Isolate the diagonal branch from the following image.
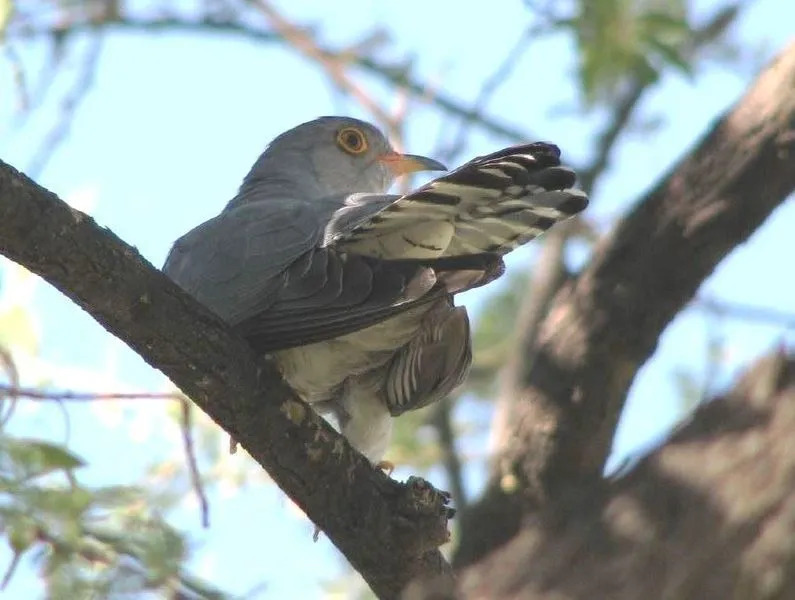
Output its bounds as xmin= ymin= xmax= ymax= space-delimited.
xmin=455 ymin=39 xmax=795 ymax=567
xmin=0 ymin=162 xmax=454 ymax=599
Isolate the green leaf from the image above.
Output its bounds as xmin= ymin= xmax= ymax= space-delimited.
xmin=640 ymin=10 xmax=689 ymax=35
xmin=7 ymin=513 xmax=38 ymax=553
xmin=1 ymin=436 xmax=86 ymax=480
xmin=646 ymin=36 xmax=693 ymax=76
xmin=89 ymin=485 xmax=147 ymax=509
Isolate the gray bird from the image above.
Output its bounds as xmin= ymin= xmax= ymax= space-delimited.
xmin=164 ymin=116 xmax=587 ymax=466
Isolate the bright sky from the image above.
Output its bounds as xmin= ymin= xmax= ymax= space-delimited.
xmin=1 ymin=0 xmax=793 ymax=597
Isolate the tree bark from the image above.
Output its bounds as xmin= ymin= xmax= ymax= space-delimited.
xmin=455 ymin=40 xmax=795 ymax=567
xmin=461 ymin=350 xmax=795 ymax=599
xmin=0 ymin=163 xmax=453 ymax=600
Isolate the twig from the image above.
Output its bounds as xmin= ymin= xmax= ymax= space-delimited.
xmin=179 ymin=395 xmax=210 ymax=528
xmin=436 ymin=26 xmax=536 ymax=163
xmin=9 ymin=13 xmax=530 ymax=142
xmin=430 ymin=396 xmax=468 ymax=515
xmin=251 ymin=1 xmax=398 ymax=131
xmin=1 ymin=42 xmax=30 ymax=112
xmin=0 ymin=345 xmax=20 ymax=427
xmin=0 ymin=544 xmax=21 ymax=590
xmin=26 ymin=30 xmax=103 ymax=179
xmin=0 ymin=385 xmax=182 ymax=401
xmin=578 ymin=82 xmax=646 ymax=194
xmin=695 ymin=296 xmax=795 ymax=329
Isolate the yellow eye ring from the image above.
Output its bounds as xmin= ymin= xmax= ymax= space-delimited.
xmin=336 ymin=127 xmax=368 ymax=155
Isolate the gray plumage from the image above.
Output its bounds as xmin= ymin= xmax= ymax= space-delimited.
xmin=164 ymin=116 xmax=587 ymax=463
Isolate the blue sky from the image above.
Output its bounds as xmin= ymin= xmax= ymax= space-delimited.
xmin=1 ymin=1 xmax=794 ymax=597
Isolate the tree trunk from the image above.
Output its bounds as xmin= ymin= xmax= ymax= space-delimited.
xmin=455 ymin=40 xmax=795 ymax=569
xmin=461 ymin=350 xmax=795 ymax=599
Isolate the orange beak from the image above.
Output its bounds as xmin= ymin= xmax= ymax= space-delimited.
xmin=378 ymin=152 xmax=447 ymax=176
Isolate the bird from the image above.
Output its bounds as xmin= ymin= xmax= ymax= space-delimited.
xmin=164 ymin=116 xmax=587 ymax=467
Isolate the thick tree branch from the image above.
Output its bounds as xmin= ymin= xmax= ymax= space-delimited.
xmin=461 ymin=349 xmax=795 ymax=599
xmin=0 ymin=163 xmax=453 ymax=599
xmin=455 ymin=40 xmax=795 ymax=567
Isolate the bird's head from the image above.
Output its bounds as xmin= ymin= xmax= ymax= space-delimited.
xmin=233 ymin=116 xmax=446 ymax=205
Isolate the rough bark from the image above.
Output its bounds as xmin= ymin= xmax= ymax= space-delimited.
xmin=461 ymin=350 xmax=795 ymax=599
xmin=455 ymin=40 xmax=795 ymax=566
xmin=0 ymin=163 xmax=453 ymax=599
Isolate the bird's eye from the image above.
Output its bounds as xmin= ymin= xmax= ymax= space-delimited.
xmin=336 ymin=127 xmax=368 ymax=155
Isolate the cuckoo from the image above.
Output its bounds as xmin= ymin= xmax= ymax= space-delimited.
xmin=164 ymin=116 xmax=588 ymax=465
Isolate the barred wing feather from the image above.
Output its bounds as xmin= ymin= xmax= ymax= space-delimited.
xmin=333 ymin=142 xmax=588 ymax=259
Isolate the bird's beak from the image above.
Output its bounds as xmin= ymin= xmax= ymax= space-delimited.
xmin=378 ymin=152 xmax=447 ymax=176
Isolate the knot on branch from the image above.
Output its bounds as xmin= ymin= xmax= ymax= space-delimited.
xmin=390 ymin=476 xmax=453 ymax=554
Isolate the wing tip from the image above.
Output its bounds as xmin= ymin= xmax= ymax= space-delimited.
xmin=558 ymin=189 xmax=589 ymax=216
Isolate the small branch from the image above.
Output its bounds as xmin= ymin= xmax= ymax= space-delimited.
xmin=430 ymin=397 xmax=468 ymax=515
xmin=0 ymin=385 xmax=181 ymax=401
xmin=1 ymin=42 xmax=30 ymax=112
xmin=251 ymin=1 xmax=397 ymax=130
xmin=695 ymin=296 xmax=795 ymax=329
xmin=179 ymin=396 xmax=210 ymax=529
xmin=26 ymin=31 xmax=103 ymax=179
xmin=9 ymin=13 xmax=529 ymax=143
xmin=0 ymin=345 xmax=21 ymax=427
xmin=436 ymin=27 xmax=535 ymax=163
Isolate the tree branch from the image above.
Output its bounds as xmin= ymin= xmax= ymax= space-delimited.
xmin=0 ymin=163 xmax=453 ymax=599
xmin=455 ymin=39 xmax=795 ymax=567
xmin=481 ymin=4 xmax=743 ymax=520
xmin=461 ymin=349 xmax=795 ymax=599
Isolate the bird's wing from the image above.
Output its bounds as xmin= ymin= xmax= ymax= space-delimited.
xmin=163 ymin=201 xmax=322 ymax=326
xmin=328 ymin=142 xmax=588 ymax=259
xmin=164 ymin=199 xmax=499 ymax=353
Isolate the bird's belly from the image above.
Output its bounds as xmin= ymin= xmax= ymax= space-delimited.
xmin=273 ymin=304 xmax=430 ymax=402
